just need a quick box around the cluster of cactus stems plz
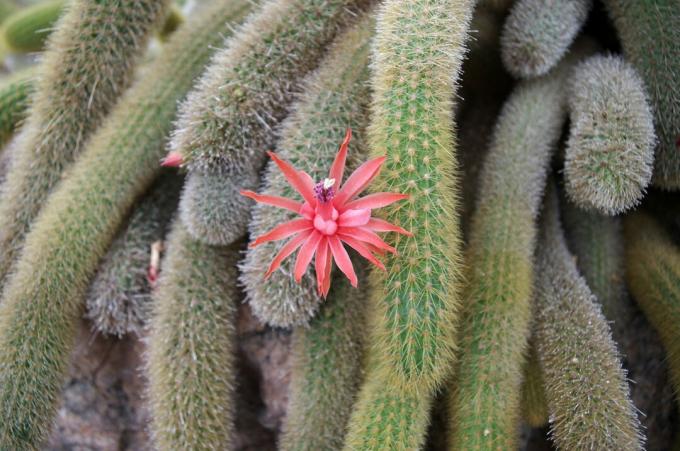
[240,13,373,327]
[0,0,252,446]
[0,0,678,448]
[447,44,592,450]
[534,184,643,450]
[85,173,182,337]
[0,0,169,294]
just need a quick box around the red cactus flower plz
[242,128,411,297]
[161,151,183,167]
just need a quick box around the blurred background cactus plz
[0,0,677,449]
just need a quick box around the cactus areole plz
[241,129,411,297]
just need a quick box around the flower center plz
[314,178,335,203]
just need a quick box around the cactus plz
[0,67,34,147]
[146,222,241,450]
[0,1,252,447]
[0,0,168,293]
[1,0,65,53]
[0,1,17,25]
[85,173,182,337]
[602,0,679,189]
[179,168,259,246]
[279,273,367,451]
[564,55,655,214]
[448,46,592,450]
[159,4,183,40]
[342,375,433,451]
[624,212,680,404]
[239,14,373,327]
[501,0,592,78]
[534,184,643,450]
[520,340,549,428]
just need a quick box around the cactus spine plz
[448,48,590,450]
[520,340,549,428]
[0,67,34,147]
[534,185,643,450]
[564,55,655,214]
[344,0,473,447]
[602,0,679,189]
[501,0,592,78]
[624,212,680,405]
[239,14,373,327]
[85,174,182,337]
[0,0,168,293]
[1,0,65,53]
[0,2,251,447]
[146,222,240,450]
[280,275,367,451]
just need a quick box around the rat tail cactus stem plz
[343,0,473,447]
[501,0,592,78]
[624,212,680,405]
[564,54,655,214]
[0,67,34,147]
[534,183,643,450]
[1,0,65,54]
[146,222,241,450]
[0,1,251,446]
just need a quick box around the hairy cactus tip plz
[242,128,411,296]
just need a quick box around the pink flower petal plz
[334,156,386,206]
[344,192,409,211]
[321,250,332,297]
[315,237,329,292]
[267,151,316,206]
[265,231,312,278]
[294,230,323,282]
[338,235,386,271]
[299,202,315,220]
[339,226,396,254]
[241,190,302,213]
[337,209,371,227]
[328,235,357,287]
[366,218,414,236]
[298,170,315,196]
[250,218,312,247]
[328,128,352,185]
[161,151,183,167]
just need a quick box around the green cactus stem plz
[239,13,372,327]
[501,0,592,78]
[0,0,169,293]
[624,212,680,406]
[279,274,367,451]
[564,54,656,214]
[602,0,679,189]
[344,0,474,446]
[0,1,251,447]
[146,222,241,450]
[0,66,34,147]
[342,375,432,451]
[1,0,65,53]
[85,173,182,337]
[448,45,593,450]
[534,184,643,450]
